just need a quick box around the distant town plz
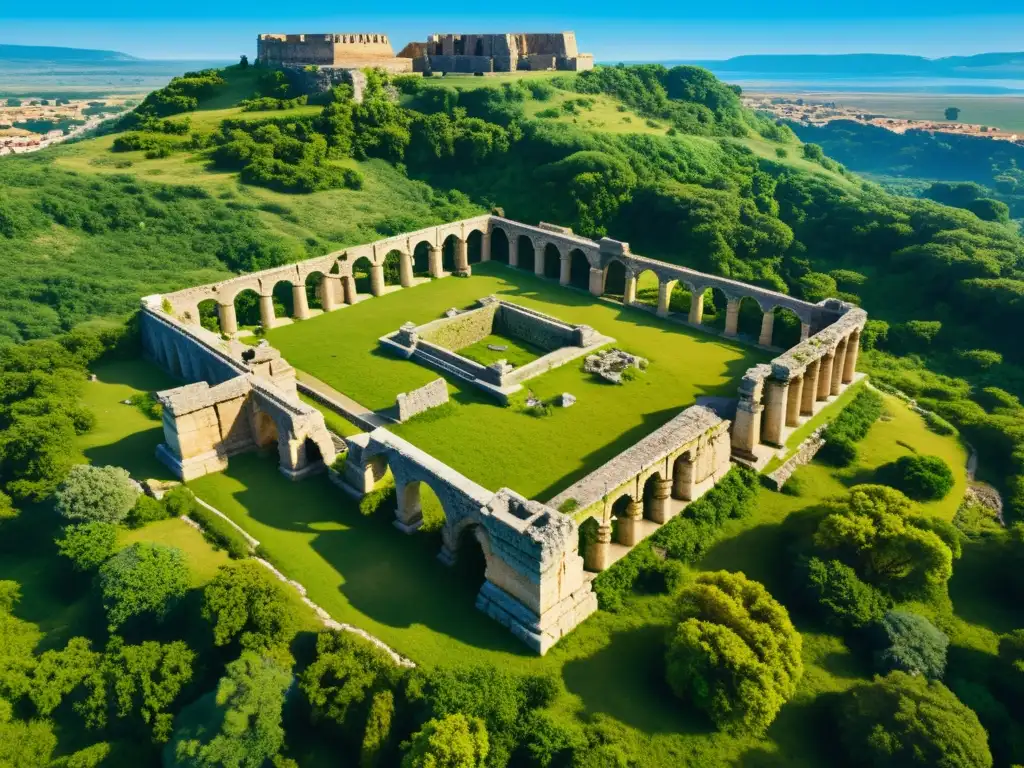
[0,96,131,155]
[745,94,1022,144]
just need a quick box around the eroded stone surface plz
[583,348,648,384]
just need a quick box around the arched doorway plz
[454,523,488,588]
[517,236,535,273]
[467,231,483,264]
[303,437,322,464]
[737,297,763,339]
[569,249,590,290]
[441,234,459,273]
[772,307,802,349]
[413,242,431,276]
[602,260,626,299]
[383,250,402,286]
[198,299,221,334]
[352,257,373,296]
[610,493,632,545]
[642,473,663,521]
[491,228,510,264]
[304,271,325,311]
[270,280,293,319]
[633,269,659,309]
[232,288,262,329]
[543,243,561,280]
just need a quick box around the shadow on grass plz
[84,426,173,481]
[736,692,844,768]
[949,537,1021,636]
[91,357,178,391]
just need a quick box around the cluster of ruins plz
[142,213,865,653]
[256,31,593,80]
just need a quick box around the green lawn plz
[458,332,545,368]
[266,262,763,499]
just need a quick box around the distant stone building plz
[256,33,413,74]
[397,32,594,74]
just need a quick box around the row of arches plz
[487,228,593,287]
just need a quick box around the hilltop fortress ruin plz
[256,31,593,78]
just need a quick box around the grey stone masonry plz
[396,378,449,422]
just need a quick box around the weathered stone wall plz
[764,426,827,491]
[396,378,449,422]
[418,304,498,350]
[495,303,575,351]
[257,33,397,65]
[407,32,592,73]
[279,66,367,100]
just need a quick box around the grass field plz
[69,354,992,766]
[265,263,763,499]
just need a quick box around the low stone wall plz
[495,302,575,351]
[418,303,498,350]
[763,426,827,491]
[396,378,449,422]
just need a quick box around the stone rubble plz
[583,348,648,384]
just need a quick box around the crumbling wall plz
[418,304,498,350]
[495,303,575,351]
[396,378,449,422]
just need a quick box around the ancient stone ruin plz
[583,348,648,384]
[397,32,594,74]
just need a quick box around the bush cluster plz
[134,69,225,117]
[819,388,885,466]
[171,487,252,559]
[877,454,955,500]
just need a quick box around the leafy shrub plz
[202,561,297,651]
[127,392,162,420]
[403,713,489,768]
[187,500,252,558]
[162,486,196,517]
[838,672,992,768]
[665,571,803,734]
[801,556,891,631]
[819,388,884,466]
[877,454,955,500]
[126,494,171,528]
[56,464,139,524]
[56,522,119,571]
[873,610,949,679]
[360,484,396,517]
[98,543,190,629]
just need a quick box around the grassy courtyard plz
[266,263,763,499]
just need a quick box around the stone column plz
[800,322,811,341]
[801,359,820,415]
[481,232,491,262]
[617,499,644,546]
[786,374,804,426]
[688,290,704,324]
[394,483,423,533]
[508,237,519,268]
[623,272,637,304]
[258,294,275,329]
[399,254,414,288]
[648,478,673,524]
[455,238,469,273]
[672,455,696,501]
[559,254,570,286]
[342,276,358,305]
[656,281,672,318]
[370,264,386,296]
[291,284,310,320]
[534,247,545,277]
[843,331,860,383]
[320,275,339,311]
[724,298,740,337]
[831,338,846,396]
[218,302,237,335]
[585,522,612,572]
[428,246,442,278]
[732,399,764,459]
[588,268,604,297]
[762,378,789,446]
[817,352,835,401]
[759,310,775,346]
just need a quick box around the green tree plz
[873,610,948,679]
[944,106,961,121]
[0,698,56,768]
[801,557,891,631]
[402,713,489,768]
[665,570,803,733]
[29,637,103,720]
[996,629,1024,703]
[878,455,955,500]
[0,490,14,521]
[173,651,292,768]
[201,561,297,651]
[56,522,119,571]
[98,543,190,630]
[360,690,395,768]
[839,671,991,768]
[0,413,79,502]
[55,464,139,524]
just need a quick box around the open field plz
[70,355,991,766]
[265,263,764,499]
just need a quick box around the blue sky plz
[2,2,1021,60]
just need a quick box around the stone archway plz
[352,256,373,296]
[702,287,729,331]
[467,231,483,264]
[517,236,535,273]
[304,271,325,310]
[197,299,221,334]
[453,522,489,587]
[737,296,763,339]
[602,260,627,299]
[771,307,802,349]
[413,242,431,276]
[382,250,403,286]
[543,243,561,280]
[270,280,293,320]
[633,269,660,309]
[441,234,459,273]
[569,248,590,289]
[491,227,510,264]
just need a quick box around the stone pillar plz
[672,455,696,501]
[370,264,386,296]
[428,246,442,277]
[623,272,637,305]
[292,284,310,320]
[617,499,644,546]
[584,522,612,572]
[394,483,423,533]
[817,352,835,401]
[843,331,860,383]
[321,275,339,311]
[831,339,846,396]
[688,290,704,324]
[455,238,469,273]
[534,247,545,277]
[399,254,414,288]
[724,298,740,337]
[800,322,811,341]
[481,232,491,262]
[258,294,275,329]
[559,254,570,286]
[656,281,672,318]
[342,276,357,305]
[801,359,820,415]
[732,400,763,459]
[588,268,604,297]
[786,374,804,427]
[508,237,519,268]
[648,478,673,524]
[759,310,775,346]
[218,302,237,335]
[762,378,789,446]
